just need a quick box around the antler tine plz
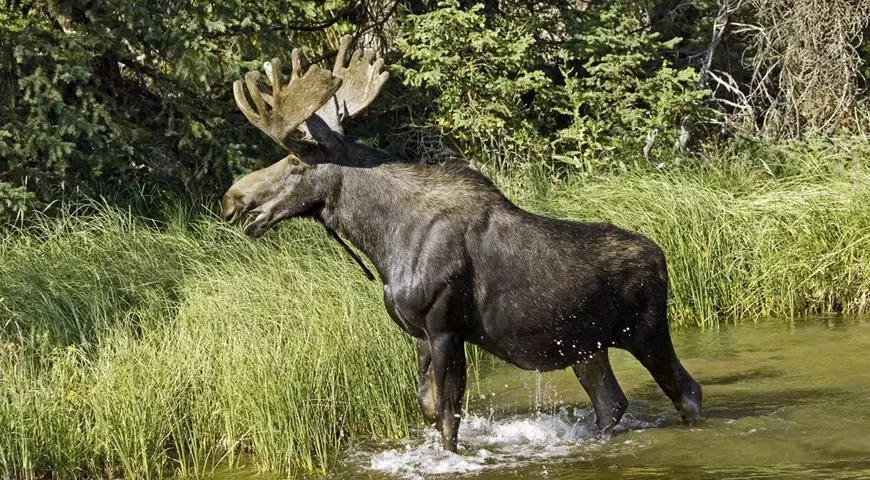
[308,34,389,133]
[234,51,342,149]
[291,48,304,79]
[233,72,265,129]
[332,35,353,76]
[256,57,282,107]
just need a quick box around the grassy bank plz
[1,144,869,478]
[0,213,419,479]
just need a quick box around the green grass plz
[1,141,869,479]
[0,210,419,479]
[498,140,870,326]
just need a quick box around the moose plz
[221,36,702,452]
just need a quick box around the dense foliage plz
[0,0,355,209]
[2,0,868,210]
[396,0,709,170]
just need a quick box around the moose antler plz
[310,35,390,132]
[234,36,388,145]
[233,50,342,149]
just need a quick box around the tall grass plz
[0,210,419,479]
[496,139,870,326]
[545,172,870,326]
[1,142,869,478]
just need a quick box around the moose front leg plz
[429,333,467,452]
[416,339,438,425]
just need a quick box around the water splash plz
[357,407,660,479]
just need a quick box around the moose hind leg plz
[626,323,702,424]
[572,349,628,433]
[416,339,438,425]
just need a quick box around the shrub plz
[395,0,711,171]
[0,181,33,222]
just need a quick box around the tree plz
[0,0,370,208]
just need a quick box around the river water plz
[326,317,870,479]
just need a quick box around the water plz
[327,317,870,479]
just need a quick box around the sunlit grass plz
[500,144,870,327]
[0,210,418,479]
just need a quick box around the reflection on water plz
[331,317,870,479]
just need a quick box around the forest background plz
[1,0,868,215]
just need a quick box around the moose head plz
[221,35,389,237]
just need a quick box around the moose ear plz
[305,114,345,153]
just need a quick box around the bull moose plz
[221,36,702,452]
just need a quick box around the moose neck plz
[317,163,423,282]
